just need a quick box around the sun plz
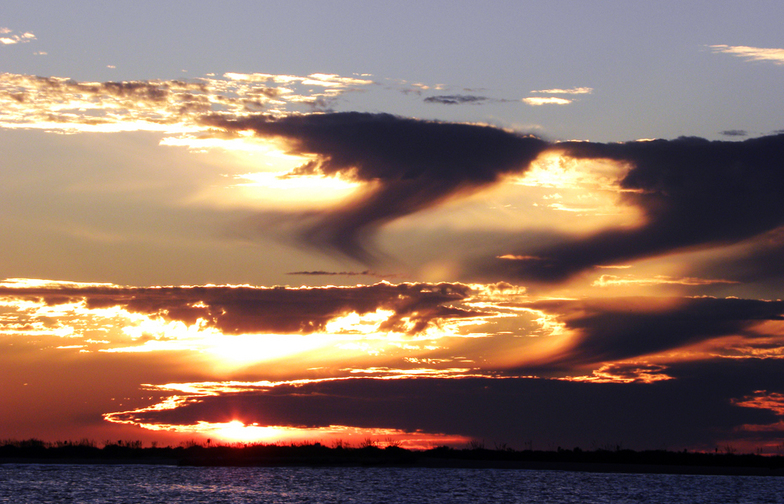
[208,420,284,444]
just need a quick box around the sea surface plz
[1,464,783,503]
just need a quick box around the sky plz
[2,0,784,452]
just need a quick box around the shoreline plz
[3,444,784,476]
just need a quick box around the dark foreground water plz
[1,464,783,503]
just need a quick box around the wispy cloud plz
[424,94,493,105]
[0,27,35,45]
[522,97,572,106]
[287,270,396,279]
[0,71,374,134]
[531,87,593,95]
[592,274,738,287]
[721,129,748,137]
[710,44,784,65]
[224,72,374,88]
[520,87,591,107]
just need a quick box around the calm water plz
[1,464,783,503]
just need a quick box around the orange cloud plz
[592,274,738,287]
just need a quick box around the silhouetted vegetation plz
[2,439,784,475]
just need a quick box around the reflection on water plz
[1,464,783,504]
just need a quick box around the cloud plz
[201,112,548,263]
[103,359,784,450]
[224,72,374,88]
[0,28,35,45]
[526,296,784,367]
[721,129,748,137]
[592,275,738,287]
[5,277,784,449]
[287,270,395,279]
[0,72,373,134]
[423,94,493,105]
[710,45,784,65]
[564,362,673,384]
[692,227,784,293]
[0,281,482,336]
[522,97,572,106]
[5,71,781,280]
[531,87,593,95]
[521,87,591,106]
[485,134,784,283]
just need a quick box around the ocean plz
[1,464,783,503]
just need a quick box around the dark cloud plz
[287,270,395,278]
[692,227,784,297]
[423,94,493,105]
[112,358,784,450]
[200,112,547,263]
[485,134,784,283]
[0,282,481,335]
[720,129,748,137]
[206,113,784,278]
[525,297,784,368]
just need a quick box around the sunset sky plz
[2,1,784,452]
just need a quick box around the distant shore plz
[2,440,784,476]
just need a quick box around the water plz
[1,464,783,503]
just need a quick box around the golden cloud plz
[522,96,572,106]
[531,87,593,94]
[710,45,784,65]
[0,28,35,45]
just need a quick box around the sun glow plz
[385,152,642,239]
[205,422,471,448]
[110,418,471,449]
[234,170,359,194]
[203,332,352,367]
[515,152,627,191]
[210,420,284,442]
[102,379,472,448]
[325,309,396,334]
